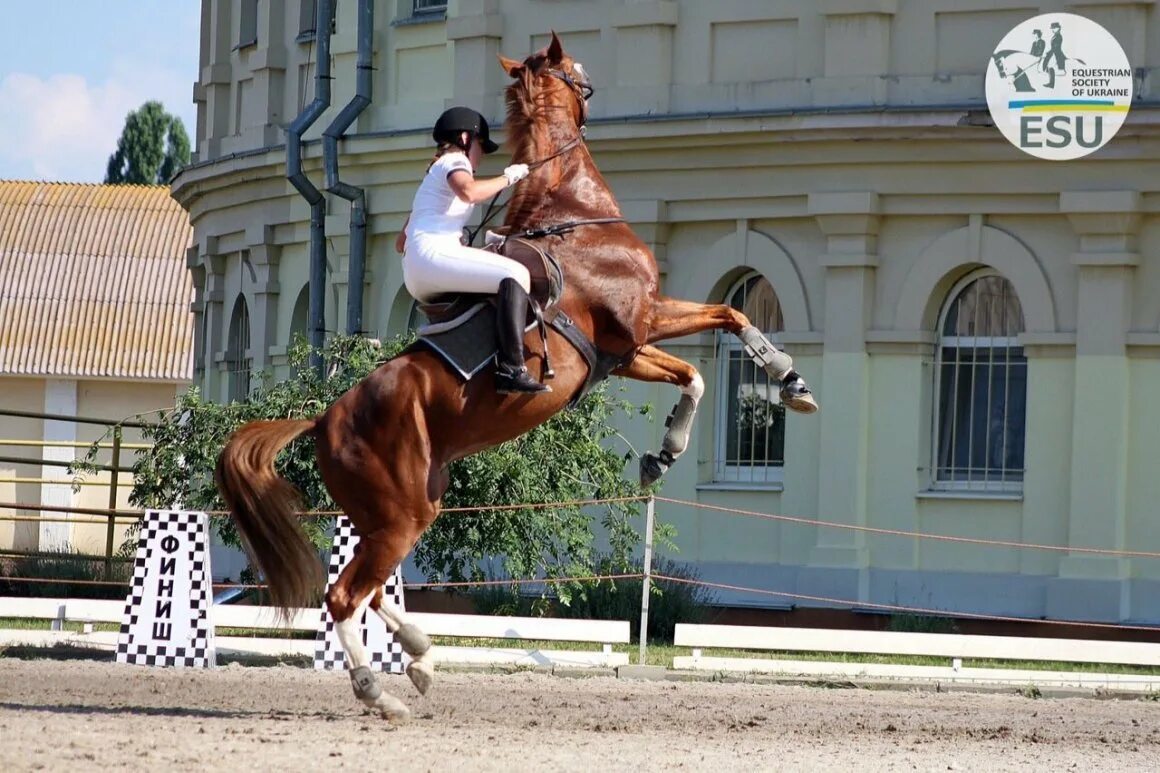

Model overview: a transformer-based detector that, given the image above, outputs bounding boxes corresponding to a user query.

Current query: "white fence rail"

[0,596,631,669]
[673,624,1160,691]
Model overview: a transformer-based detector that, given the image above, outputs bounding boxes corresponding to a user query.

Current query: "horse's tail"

[215,418,323,619]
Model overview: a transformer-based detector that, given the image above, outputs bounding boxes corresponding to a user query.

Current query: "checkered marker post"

[116,510,215,669]
[314,516,408,674]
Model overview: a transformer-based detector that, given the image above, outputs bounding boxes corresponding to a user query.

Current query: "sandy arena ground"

[0,658,1158,772]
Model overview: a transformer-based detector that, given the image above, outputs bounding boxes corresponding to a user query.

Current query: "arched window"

[715,273,785,484]
[933,271,1027,491]
[290,285,310,344]
[226,295,252,402]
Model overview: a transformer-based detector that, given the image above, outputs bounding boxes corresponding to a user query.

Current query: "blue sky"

[0,2,199,182]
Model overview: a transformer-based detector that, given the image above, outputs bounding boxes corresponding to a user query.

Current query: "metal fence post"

[104,426,122,579]
[638,495,655,666]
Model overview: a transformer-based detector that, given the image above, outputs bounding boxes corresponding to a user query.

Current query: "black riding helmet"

[432,106,499,154]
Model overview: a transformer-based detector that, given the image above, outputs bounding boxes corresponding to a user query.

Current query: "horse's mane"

[502,63,549,228]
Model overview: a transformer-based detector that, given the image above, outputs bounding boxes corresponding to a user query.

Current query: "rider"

[395,106,550,395]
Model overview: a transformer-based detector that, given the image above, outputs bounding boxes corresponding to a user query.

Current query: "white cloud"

[0,63,195,183]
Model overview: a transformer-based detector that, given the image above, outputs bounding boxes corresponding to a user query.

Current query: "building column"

[199,237,226,399]
[447,0,506,116]
[804,193,879,590]
[815,0,897,106]
[245,2,287,148]
[1047,190,1140,621]
[607,1,679,115]
[247,226,281,377]
[200,0,233,159]
[39,380,77,552]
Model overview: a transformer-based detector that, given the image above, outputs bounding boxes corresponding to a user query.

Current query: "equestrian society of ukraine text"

[1069,68,1132,96]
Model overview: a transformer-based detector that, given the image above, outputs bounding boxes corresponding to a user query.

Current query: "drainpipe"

[324,0,374,337]
[286,0,333,373]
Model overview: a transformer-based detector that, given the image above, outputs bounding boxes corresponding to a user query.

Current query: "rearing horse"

[215,33,816,723]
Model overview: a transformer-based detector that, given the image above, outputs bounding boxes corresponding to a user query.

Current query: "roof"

[0,181,194,381]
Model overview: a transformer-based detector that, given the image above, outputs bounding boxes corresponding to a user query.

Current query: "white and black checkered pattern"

[116,510,215,669]
[314,516,408,674]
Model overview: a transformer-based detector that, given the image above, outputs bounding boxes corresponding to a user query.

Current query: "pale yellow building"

[0,182,193,556]
[175,0,1160,624]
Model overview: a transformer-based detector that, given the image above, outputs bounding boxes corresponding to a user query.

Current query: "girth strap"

[544,308,632,409]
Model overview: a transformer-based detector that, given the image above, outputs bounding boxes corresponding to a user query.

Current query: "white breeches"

[403,234,531,302]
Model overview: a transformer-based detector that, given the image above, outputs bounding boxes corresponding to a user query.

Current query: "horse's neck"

[507,124,620,226]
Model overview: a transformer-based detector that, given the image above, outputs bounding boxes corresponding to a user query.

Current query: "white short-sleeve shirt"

[406,153,475,241]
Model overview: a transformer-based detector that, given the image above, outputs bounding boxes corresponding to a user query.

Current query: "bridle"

[467,60,625,245]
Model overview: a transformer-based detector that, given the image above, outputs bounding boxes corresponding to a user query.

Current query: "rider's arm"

[395,215,409,254]
[446,169,514,205]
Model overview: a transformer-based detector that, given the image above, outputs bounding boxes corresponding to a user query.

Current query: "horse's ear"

[498,54,524,77]
[547,30,565,63]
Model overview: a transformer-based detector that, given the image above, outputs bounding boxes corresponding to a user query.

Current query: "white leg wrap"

[738,326,793,381]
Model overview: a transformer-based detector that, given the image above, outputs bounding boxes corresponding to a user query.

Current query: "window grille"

[933,271,1027,491]
[714,274,786,484]
[227,296,252,402]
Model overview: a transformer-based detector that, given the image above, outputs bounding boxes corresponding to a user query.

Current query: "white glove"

[503,163,529,186]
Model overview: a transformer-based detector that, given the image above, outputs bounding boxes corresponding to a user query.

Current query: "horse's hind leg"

[369,585,435,695]
[327,539,413,723]
[644,297,818,414]
[612,345,703,486]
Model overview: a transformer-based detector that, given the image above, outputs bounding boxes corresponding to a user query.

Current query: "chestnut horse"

[215,33,816,723]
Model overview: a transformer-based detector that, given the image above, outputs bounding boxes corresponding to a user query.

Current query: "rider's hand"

[503,164,530,186]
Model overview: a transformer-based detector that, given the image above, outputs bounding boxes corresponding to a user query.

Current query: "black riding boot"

[495,278,551,395]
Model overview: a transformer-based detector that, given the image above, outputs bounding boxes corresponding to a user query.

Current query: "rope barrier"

[654,496,1160,560]
[0,514,139,526]
[651,574,1160,633]
[0,576,129,588]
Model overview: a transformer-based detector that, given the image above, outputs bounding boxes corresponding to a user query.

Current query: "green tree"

[76,335,665,597]
[104,101,190,185]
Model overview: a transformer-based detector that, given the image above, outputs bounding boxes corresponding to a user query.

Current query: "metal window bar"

[413,0,447,13]
[933,275,1026,491]
[227,299,252,402]
[714,275,785,484]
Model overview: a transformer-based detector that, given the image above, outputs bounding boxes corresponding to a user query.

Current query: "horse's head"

[499,31,593,135]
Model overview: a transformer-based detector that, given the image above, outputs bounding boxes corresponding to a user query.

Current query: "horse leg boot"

[330,594,411,724]
[641,372,704,486]
[370,592,435,696]
[738,326,818,414]
[495,278,551,395]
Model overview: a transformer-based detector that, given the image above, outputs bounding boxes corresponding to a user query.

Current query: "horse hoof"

[407,660,435,696]
[374,694,412,724]
[781,391,819,414]
[639,452,669,487]
[396,623,431,657]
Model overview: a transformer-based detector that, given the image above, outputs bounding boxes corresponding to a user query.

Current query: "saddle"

[416,235,562,328]
[412,233,629,407]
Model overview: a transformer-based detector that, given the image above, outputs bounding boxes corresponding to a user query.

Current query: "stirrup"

[496,366,551,395]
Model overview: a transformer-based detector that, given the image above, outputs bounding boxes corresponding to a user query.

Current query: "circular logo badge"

[986,13,1133,160]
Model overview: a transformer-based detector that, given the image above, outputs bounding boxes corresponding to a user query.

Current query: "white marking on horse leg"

[338,595,412,723]
[336,594,373,669]
[372,597,436,696]
[372,601,431,656]
[681,371,705,404]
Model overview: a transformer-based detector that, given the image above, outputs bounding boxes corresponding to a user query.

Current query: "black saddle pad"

[416,302,499,380]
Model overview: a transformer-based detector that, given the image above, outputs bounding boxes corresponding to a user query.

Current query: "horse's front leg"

[612,345,704,486]
[644,297,818,414]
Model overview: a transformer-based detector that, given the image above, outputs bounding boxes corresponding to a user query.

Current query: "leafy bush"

[75,334,660,588]
[469,555,715,643]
